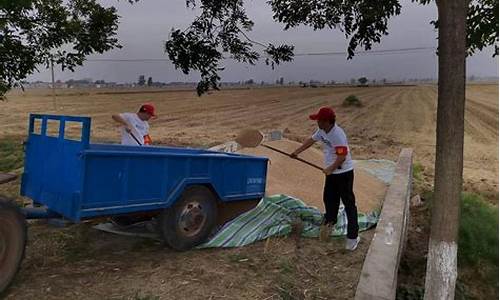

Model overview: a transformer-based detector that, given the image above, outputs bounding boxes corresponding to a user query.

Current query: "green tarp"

[199,194,380,248]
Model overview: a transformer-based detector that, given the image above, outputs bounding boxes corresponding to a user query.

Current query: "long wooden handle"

[261,144,323,171]
[128,131,142,146]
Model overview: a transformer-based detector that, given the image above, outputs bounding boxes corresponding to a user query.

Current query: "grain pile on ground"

[239,139,388,213]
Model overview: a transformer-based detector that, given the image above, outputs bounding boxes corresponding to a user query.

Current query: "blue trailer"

[0,114,268,292]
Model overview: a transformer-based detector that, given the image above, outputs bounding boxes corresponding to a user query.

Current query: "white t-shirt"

[311,124,354,174]
[120,113,149,146]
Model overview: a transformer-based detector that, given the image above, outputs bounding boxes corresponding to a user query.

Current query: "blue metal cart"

[0,114,268,292]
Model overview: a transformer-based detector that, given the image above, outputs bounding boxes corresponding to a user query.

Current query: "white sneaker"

[345,237,360,251]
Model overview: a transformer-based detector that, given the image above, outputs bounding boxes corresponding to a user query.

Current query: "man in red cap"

[112,103,156,146]
[291,106,359,250]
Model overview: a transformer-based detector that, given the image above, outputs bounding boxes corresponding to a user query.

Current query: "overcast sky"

[28,0,499,83]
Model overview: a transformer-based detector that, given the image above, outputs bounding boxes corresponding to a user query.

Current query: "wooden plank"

[0,173,17,185]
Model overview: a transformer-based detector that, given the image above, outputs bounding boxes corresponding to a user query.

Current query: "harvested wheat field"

[1,84,497,201]
[1,84,497,299]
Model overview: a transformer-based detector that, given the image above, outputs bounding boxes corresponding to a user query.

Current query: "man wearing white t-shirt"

[112,103,155,146]
[291,106,360,250]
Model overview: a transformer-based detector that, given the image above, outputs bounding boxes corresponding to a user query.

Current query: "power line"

[87,58,169,62]
[294,46,435,56]
[84,46,436,62]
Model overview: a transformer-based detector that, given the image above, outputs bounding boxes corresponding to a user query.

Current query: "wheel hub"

[179,201,207,237]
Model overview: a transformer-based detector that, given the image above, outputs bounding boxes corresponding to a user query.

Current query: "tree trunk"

[424,0,467,299]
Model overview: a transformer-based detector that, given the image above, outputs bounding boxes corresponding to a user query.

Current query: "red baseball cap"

[309,107,336,120]
[139,103,156,117]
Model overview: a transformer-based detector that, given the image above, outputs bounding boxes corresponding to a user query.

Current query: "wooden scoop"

[236,129,323,171]
[235,129,264,148]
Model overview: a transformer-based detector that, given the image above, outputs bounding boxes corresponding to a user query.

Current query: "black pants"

[323,170,359,239]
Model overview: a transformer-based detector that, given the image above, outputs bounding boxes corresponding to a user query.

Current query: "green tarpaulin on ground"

[198,194,380,248]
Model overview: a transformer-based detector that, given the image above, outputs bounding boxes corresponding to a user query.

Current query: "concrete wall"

[355,148,414,300]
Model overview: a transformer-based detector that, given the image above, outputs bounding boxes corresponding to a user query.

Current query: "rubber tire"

[158,186,218,251]
[0,198,27,295]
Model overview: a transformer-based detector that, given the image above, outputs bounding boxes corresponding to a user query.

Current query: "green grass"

[276,275,300,300]
[278,257,294,274]
[53,225,93,262]
[132,292,160,300]
[398,191,498,299]
[0,136,24,173]
[396,285,424,300]
[458,193,498,288]
[343,94,362,107]
[412,162,424,182]
[227,252,249,263]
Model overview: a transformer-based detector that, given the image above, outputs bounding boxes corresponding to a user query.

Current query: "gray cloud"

[28,0,498,83]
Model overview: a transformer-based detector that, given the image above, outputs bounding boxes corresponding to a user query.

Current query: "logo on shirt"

[135,124,146,131]
[320,136,332,148]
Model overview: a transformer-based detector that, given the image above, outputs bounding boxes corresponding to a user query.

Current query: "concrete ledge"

[355,148,413,300]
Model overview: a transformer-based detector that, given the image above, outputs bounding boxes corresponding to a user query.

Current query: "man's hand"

[323,166,334,176]
[290,138,315,159]
[125,125,133,133]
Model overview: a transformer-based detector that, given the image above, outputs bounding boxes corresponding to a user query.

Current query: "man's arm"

[112,114,133,133]
[323,145,349,175]
[323,155,346,175]
[291,137,316,158]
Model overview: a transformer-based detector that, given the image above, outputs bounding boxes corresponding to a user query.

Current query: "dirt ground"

[0,84,498,299]
[4,222,373,300]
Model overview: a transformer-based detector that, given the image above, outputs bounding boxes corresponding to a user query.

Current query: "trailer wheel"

[0,198,27,295]
[158,186,218,251]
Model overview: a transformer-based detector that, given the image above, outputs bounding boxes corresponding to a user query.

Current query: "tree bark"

[424,0,467,299]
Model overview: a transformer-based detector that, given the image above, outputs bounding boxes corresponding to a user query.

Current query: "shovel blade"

[235,129,264,148]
